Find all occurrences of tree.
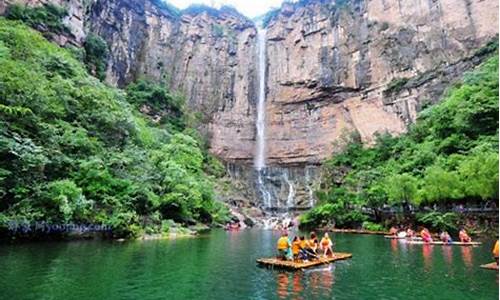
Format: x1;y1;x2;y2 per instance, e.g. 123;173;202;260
84;33;108;81
417;212;459;232
420;166;463;203
385;173;418;206
458;151;499;200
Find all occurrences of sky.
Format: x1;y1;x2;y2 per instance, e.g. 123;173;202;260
167;0;285;18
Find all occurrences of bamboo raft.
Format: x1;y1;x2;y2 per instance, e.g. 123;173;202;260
257;252;352;270
331;229;388;235
480;262;499;270
384;235;422;241
405;240;482;246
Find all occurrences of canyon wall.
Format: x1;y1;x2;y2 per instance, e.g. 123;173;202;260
87;1;259;163
264;0;498;165
0;0;498;210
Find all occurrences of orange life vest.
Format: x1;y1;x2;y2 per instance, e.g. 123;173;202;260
321;237;331;247
277;237;289;250
292;240;301;255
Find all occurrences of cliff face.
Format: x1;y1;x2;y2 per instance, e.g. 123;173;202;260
3;0;497;166
0;0;498;210
0;0;87;45
264;0;498;165
87;1;258;163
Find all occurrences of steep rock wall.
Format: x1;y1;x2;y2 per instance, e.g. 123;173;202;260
0;0;88;45
87;1;258;162
264;0;498;165
0;0;498;210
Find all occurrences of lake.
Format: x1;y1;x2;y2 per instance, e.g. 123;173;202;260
0;229;498;299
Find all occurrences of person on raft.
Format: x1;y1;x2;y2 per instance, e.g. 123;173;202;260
459;228;472;243
291;236;301;260
298;236;308;259
389;226;398;236
440;231;452;244
277;232;291;260
420;228;433;243
304;232;319;259
406;227;415;238
493;240;499;266
320;233;334;257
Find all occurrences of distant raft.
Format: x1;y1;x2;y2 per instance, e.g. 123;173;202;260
331;229;388;235
384;235;422;241
480;262;499;270
257;252;352;270
405;240;482;246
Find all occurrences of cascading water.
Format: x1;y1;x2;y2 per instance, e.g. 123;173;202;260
284;170;295;209
305;166;315;208
255;27;267;171
254;26;272;210
252;26;314;218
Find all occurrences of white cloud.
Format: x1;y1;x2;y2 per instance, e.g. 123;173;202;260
167;0;285;18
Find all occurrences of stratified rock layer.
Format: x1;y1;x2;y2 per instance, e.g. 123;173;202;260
264;0;498;165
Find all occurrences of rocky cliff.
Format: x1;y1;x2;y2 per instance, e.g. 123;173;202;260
0;0;498;211
87;2;260;164
264;0;498;165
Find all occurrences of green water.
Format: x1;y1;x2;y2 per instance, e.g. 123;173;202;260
0;230;498;300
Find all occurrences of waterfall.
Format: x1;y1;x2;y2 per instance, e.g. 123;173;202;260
284;170;295;209
257;172;272;208
255;26;267;171
305;167;315;208
254;26;272;210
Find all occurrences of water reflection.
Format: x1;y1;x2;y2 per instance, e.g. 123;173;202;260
291;272;304;300
277;272;289;299
460;246;473;268
442;245;453;266
390;239;398;253
422;244;433;271
274;266;335;299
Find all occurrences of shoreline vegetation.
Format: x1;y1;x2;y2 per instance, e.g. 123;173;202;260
300;51;499;237
0;18;232;241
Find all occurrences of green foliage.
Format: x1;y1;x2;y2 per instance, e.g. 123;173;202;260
458;150;499;200
0;19;228;238
261;8;280;27
150;0;181;17
83;33;109;81
419;166;463;204
385;173;418;205
182;4;220;17
305;54;499;228
6;4;69;35
362;221;385;232
204;154;226;178
126;79;185;131
416;212;459;232
212;24;224;38
300;187;368;229
42;179;93;222
384;77;409;96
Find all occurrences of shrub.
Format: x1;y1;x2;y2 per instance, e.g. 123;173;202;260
83;33;109;81
362;221;385;232
417;212;459;232
6;4;69;35
383;77;409;96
